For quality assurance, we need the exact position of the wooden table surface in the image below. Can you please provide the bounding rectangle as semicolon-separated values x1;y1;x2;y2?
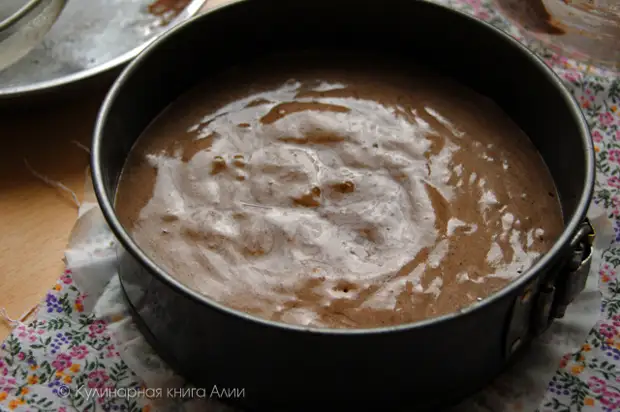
0;0;230;341
0;96;101;340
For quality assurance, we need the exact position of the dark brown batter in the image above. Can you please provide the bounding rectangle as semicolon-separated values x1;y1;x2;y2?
494;0;566;34
147;0;190;25
115;52;564;329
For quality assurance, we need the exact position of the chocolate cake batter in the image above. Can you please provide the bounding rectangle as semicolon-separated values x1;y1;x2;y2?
115;52;564;329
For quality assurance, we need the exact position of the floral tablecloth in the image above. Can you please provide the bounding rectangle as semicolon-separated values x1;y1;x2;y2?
2;0;620;411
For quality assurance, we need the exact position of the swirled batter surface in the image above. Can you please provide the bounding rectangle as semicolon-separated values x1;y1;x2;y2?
116;52;563;329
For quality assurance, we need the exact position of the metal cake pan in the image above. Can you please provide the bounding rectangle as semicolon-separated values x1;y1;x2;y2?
92;0;595;409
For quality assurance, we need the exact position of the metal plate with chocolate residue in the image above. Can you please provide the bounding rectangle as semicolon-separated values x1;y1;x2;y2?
0;0;207;101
